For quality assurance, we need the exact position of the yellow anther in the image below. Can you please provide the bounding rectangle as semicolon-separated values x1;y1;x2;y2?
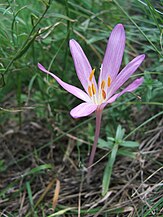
88;85;92;97
102;89;106;100
108;75;111;87
89;69;95;81
101;80;106;89
92;83;96;95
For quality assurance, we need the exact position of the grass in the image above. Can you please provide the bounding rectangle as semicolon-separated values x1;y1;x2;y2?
0;0;163;216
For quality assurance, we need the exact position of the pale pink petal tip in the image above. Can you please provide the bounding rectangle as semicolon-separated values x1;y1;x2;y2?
116;23;124;29
69;39;94;93
37;63;91;103
38;63;44;70
99;23;126;84
38;63;48;73
107;77;144;104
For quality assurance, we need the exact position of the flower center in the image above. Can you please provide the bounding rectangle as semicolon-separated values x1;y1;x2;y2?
88;69;112;105
88;69;97;104
99;75;111;102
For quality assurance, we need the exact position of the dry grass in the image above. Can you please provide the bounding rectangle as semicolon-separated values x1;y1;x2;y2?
0;105;162;216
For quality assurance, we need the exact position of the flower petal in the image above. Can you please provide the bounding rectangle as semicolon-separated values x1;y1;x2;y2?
99;24;125;86
70;102;97;118
38;63;91;102
69;39;97;93
109;54;145;97
107;77;144;104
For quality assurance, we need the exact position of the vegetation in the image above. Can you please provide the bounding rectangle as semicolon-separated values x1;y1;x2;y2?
0;0;162;216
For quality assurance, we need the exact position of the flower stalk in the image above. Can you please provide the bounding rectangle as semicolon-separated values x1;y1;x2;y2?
87;107;103;182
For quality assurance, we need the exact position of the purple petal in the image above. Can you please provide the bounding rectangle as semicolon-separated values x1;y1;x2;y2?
107;77;144;104
99;24;125;86
38;63;91;102
69;40;97;93
70;102;97;118
109;54;145;97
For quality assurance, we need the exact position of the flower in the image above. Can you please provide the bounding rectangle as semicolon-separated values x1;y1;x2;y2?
38;24;145;119
38;24;145;179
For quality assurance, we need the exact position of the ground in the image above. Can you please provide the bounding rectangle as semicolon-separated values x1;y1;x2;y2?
0;104;162;216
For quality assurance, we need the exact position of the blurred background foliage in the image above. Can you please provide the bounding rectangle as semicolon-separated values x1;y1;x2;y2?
0;0;162;123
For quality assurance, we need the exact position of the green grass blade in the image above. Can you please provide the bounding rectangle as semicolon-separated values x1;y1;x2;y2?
24;164;53;177
113;0;162;56
145;0;162;33
102;144;118;196
143;196;163;217
124;111;163;140
26;181;34;208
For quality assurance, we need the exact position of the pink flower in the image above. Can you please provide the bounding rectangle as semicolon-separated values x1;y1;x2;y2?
38;24;145;119
38;24;145;179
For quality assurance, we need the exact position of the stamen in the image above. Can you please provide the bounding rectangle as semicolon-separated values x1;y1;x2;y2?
101;80;106;89
102;89;106;100
92;83;96;95
108;76;111;87
89;69;95;81
88;85;92;97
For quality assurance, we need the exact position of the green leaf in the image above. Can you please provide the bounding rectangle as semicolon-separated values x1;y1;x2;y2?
107;137;115;142
98;138;113;149
23;164;53;178
118;149;136;159
115;125;125;141
26;181;34;207
120;141;139;148
102;144;118;196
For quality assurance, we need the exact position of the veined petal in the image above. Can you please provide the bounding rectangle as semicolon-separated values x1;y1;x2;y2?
38;63;91;102
107;78;144;104
109;54;145;97
70;102;97;118
99;24;125;86
69;39;97;93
